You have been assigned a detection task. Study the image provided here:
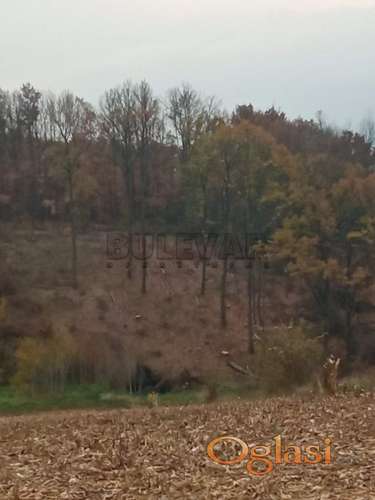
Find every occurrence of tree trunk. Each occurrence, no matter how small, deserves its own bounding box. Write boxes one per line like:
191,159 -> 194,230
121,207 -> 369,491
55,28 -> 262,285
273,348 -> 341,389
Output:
71,216 -> 78,289
201,257 -> 207,296
125,162 -> 134,280
256,259 -> 264,330
345,242 -> 355,357
140,147 -> 148,294
200,183 -> 208,296
220,162 -> 231,328
141,234 -> 147,294
247,260 -> 255,354
68,171 -> 78,289
220,254 -> 228,328
28,136 -> 37,233
322,356 -> 340,395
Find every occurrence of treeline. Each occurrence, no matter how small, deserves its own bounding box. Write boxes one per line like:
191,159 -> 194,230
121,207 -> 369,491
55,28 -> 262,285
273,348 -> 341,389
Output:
1,81 -> 375,363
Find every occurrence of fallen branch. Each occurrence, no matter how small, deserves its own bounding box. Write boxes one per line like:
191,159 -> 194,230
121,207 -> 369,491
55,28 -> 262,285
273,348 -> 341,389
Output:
227,360 -> 249,376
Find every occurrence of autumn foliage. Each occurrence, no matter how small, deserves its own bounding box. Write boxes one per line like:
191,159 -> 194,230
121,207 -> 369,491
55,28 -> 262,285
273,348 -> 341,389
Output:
0,81 -> 375,392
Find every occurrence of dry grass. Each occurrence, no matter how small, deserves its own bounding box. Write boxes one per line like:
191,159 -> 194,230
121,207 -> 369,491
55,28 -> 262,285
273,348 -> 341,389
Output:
2,226 -> 303,386
0,393 -> 374,499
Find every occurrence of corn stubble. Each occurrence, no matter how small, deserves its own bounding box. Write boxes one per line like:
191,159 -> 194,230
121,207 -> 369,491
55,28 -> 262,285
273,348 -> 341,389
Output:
0,393 -> 374,499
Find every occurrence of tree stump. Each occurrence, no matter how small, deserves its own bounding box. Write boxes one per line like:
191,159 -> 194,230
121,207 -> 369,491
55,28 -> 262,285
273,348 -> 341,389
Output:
322,355 -> 340,395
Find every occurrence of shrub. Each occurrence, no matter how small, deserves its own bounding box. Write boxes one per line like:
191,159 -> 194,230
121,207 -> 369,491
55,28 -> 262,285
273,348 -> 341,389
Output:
0,326 -> 19,384
254,322 -> 324,393
12,329 -> 78,394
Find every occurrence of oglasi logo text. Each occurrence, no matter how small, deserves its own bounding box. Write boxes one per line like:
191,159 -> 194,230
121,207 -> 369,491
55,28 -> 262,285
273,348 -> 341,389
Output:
207,435 -> 332,476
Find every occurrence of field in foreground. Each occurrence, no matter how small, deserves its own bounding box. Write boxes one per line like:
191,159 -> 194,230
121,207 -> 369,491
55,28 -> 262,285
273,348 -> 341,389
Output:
0,394 -> 374,499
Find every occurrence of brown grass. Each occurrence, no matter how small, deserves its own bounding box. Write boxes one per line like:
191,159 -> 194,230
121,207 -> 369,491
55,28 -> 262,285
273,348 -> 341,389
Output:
0,226 -> 324,387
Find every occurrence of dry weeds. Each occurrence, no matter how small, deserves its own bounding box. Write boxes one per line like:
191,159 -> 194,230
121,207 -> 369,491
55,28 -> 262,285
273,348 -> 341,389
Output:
0,393 -> 374,499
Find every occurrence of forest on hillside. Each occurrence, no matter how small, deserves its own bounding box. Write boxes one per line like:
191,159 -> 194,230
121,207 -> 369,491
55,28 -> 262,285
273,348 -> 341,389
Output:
0,81 -> 375,394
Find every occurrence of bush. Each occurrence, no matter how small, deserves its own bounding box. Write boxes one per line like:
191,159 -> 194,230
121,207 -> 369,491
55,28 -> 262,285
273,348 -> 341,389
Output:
11,329 -> 77,394
254,322 -> 324,393
340,366 -> 375,393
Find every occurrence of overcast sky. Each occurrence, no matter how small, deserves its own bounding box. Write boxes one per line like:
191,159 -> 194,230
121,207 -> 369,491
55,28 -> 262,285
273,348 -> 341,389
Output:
1,0 -> 374,128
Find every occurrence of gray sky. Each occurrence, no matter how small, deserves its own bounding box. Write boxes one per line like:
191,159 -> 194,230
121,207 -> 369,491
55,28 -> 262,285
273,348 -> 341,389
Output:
1,0 -> 374,128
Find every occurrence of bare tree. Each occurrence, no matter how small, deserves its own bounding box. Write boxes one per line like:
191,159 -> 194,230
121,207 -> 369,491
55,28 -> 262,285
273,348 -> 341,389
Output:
247,259 -> 255,354
48,91 -> 92,289
167,83 -> 222,162
37,93 -> 58,143
100,83 -> 137,279
360,113 -> 375,149
133,81 -> 160,294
